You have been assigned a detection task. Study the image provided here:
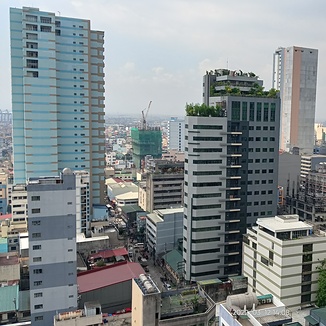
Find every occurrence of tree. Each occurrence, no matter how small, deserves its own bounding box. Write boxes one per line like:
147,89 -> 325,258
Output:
316,259 -> 326,307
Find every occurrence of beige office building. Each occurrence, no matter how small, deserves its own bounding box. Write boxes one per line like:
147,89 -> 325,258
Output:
243,214 -> 326,310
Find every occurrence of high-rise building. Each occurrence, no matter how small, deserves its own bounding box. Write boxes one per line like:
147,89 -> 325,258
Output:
273,46 -> 318,154
10,7 -> 106,207
27,169 -> 78,325
183,69 -> 280,281
167,117 -> 185,151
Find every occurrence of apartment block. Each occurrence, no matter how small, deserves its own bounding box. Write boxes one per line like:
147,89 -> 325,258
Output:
27,169 -> 78,324
243,215 -> 326,310
167,117 -> 185,151
10,7 -> 106,207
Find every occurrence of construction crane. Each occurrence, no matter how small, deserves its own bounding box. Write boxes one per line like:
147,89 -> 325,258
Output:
141,100 -> 152,130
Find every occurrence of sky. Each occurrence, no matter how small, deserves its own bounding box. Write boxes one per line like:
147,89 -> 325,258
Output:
1,0 -> 326,120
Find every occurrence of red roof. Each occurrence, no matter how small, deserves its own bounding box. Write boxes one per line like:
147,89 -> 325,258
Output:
77,261 -> 144,293
0,214 -> 12,221
88,247 -> 128,260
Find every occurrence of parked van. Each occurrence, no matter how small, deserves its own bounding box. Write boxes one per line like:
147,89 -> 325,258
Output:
134,243 -> 144,249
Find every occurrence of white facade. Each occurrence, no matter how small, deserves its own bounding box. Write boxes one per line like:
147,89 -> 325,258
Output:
273,46 -> 318,154
243,214 -> 326,310
167,117 -> 185,151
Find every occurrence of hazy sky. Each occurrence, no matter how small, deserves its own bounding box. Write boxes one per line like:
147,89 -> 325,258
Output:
1,0 -> 325,120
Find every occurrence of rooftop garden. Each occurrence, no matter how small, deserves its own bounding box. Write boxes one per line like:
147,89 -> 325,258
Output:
185,103 -> 225,117
210,81 -> 279,98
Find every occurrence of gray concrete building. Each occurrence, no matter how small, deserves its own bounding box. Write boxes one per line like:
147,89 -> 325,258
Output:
183,69 -> 280,281
146,208 -> 183,257
139,159 -> 184,212
27,169 -> 78,325
273,46 -> 318,155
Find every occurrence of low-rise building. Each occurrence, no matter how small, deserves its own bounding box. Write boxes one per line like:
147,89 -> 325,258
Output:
243,214 -> 326,310
146,208 -> 183,257
219,293 -> 292,326
0,252 -> 20,283
139,160 -> 184,213
54,302 -> 103,326
132,274 -> 216,326
77,261 -> 144,313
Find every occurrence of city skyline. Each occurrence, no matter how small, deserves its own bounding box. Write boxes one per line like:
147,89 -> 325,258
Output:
1,0 -> 326,120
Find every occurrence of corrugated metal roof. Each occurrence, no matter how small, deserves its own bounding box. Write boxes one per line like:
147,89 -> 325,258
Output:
0,285 -> 19,313
77,261 -> 144,293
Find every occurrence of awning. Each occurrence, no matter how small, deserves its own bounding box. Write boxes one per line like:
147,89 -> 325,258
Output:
304,315 -> 319,325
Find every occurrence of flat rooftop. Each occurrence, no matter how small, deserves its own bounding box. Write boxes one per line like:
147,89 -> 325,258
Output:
0,253 -> 19,266
257,215 -> 312,232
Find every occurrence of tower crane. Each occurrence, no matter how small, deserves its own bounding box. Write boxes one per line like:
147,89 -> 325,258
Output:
141,100 -> 152,130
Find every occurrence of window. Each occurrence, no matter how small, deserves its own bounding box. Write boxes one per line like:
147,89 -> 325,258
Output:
231,101 -> 240,121
26,42 -> 38,49
27,59 -> 38,68
193,136 -> 222,141
32,233 -> 41,238
242,102 -> 247,121
32,220 -> 41,226
41,25 -> 51,32
193,148 -> 222,153
26,24 -> 37,31
193,171 -> 222,176
33,257 -> 42,262
249,102 -> 255,121
192,237 -> 220,243
193,182 -> 222,187
26,15 -> 37,22
193,125 -> 222,130
26,33 -> 38,40
33,269 -> 43,274
34,281 -> 42,286
256,103 -> 262,121
261,256 -> 269,266
27,71 -> 38,77
35,316 -> 43,321
34,292 -> 43,298
55,29 -> 61,36
34,304 -> 43,310
33,245 -> 41,250
270,103 -> 276,122
32,208 -> 41,214
40,17 -> 51,24
263,103 -> 269,121
193,159 -> 222,164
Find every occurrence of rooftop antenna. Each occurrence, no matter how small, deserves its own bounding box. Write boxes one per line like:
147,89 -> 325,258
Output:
57,11 -> 61,16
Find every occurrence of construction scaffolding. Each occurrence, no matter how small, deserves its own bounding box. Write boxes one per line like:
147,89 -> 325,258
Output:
131,127 -> 162,169
286,165 -> 326,225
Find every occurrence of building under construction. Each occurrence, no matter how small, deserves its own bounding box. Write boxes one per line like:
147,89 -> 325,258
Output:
286,163 -> 326,225
131,127 -> 162,169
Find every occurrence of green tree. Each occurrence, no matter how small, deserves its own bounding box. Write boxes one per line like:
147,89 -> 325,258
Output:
185,103 -> 222,117
316,259 -> 326,307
